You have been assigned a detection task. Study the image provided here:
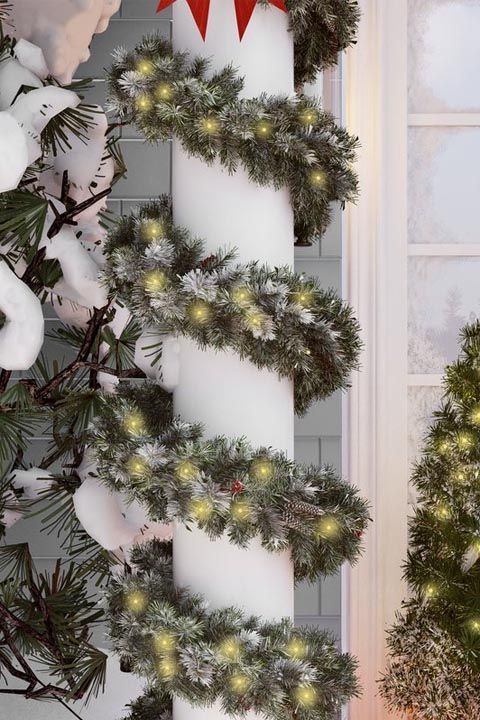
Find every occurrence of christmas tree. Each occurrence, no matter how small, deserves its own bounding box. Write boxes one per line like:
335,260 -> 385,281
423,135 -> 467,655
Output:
381,323 -> 480,720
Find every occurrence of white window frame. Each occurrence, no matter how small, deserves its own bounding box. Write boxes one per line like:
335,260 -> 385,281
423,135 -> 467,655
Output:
341,2 -> 409,718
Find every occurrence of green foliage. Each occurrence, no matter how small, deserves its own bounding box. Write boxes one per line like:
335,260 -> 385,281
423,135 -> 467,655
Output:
0,543 -> 107,701
92,383 -> 369,583
0,190 -> 48,252
105,200 -> 362,415
282,0 -> 360,86
381,323 -> 480,718
107,540 -> 360,720
107,37 -> 359,245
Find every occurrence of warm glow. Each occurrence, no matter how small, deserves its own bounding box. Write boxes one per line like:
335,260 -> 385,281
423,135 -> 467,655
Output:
457,431 -> 473,450
201,116 -> 219,134
141,219 -> 163,240
136,94 -> 153,111
187,301 -> 212,325
127,455 -> 150,478
144,269 -> 168,293
137,59 -> 154,75
310,169 -> 326,188
434,504 -> 451,521
231,286 -> 253,306
284,637 -> 308,659
250,458 -> 274,483
125,590 -> 148,614
155,631 -> 176,653
219,637 -> 242,661
175,460 -> 199,482
229,673 -> 250,693
256,120 -> 272,138
424,583 -> 439,599
156,83 -> 173,100
190,498 -> 213,521
292,288 -> 314,307
316,515 -> 341,540
295,685 -> 318,708
469,618 -> 480,633
230,500 -> 251,521
245,310 -> 265,330
123,411 -> 146,436
300,108 -> 318,125
158,657 -> 178,679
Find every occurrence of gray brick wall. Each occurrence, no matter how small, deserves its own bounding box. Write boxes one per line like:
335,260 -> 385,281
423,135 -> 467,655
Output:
4,11 -> 344,717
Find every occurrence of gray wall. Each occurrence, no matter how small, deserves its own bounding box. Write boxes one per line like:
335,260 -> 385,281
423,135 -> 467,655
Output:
2,3 -> 343,716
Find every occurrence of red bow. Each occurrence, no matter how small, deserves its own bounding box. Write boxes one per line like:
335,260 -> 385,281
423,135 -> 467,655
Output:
157,0 -> 287,40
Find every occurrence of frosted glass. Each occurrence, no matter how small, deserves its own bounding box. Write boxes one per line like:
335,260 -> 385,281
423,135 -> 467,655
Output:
409,127 -> 480,243
409,0 -> 480,112
407,386 -> 444,472
408,257 -> 480,373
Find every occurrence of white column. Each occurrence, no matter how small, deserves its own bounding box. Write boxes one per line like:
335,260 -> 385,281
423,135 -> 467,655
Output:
171,4 -> 295,720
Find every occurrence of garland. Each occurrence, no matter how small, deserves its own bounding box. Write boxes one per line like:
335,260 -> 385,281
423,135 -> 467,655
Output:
92,383 -> 369,582
107,541 -> 359,720
104,200 -> 362,416
281,0 -> 361,86
107,37 -> 359,246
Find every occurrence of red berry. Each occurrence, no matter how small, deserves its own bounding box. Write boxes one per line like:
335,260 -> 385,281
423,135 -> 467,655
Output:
231,480 -> 245,495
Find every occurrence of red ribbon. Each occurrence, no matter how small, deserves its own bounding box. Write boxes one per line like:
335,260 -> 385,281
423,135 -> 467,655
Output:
157,0 -> 287,40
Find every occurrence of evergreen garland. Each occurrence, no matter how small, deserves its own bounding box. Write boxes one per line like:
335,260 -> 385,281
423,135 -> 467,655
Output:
104,200 -> 362,416
281,0 -> 360,86
106,540 -> 360,720
92,383 -> 369,583
381,323 -> 480,718
106,37 -> 359,246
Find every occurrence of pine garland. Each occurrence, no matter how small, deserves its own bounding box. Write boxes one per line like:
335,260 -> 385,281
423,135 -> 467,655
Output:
106,37 -> 359,246
104,200 -> 362,416
281,0 -> 361,86
92,383 -> 370,584
107,540 -> 360,720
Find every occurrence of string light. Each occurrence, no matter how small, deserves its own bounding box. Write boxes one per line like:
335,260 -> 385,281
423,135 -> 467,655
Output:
137,59 -> 154,75
457,431 -> 474,450
127,455 -> 150,479
136,94 -> 153,112
469,618 -> 480,634
294,685 -> 318,708
316,515 -> 341,540
424,582 -> 439,600
144,269 -> 168,293
218,637 -> 242,661
154,631 -> 176,654
201,116 -> 219,135
229,673 -> 250,693
256,120 -> 273,138
284,636 -> 308,659
245,309 -> 266,331
300,108 -> 318,125
125,589 -> 148,614
175,460 -> 199,482
141,219 -> 163,240
158,657 -> 178,679
454,467 -> 467,483
230,500 -> 251,522
437,438 -> 451,455
250,458 -> 274,483
231,286 -> 252,306
123,411 -> 146,436
190,498 -> 213,521
310,168 -> 326,188
434,504 -> 452,521
187,301 -> 212,325
292,288 -> 314,307
156,83 -> 173,101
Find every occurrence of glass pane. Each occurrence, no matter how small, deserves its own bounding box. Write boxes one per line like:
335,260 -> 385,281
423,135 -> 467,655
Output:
408,386 -> 444,470
408,256 -> 480,373
409,127 -> 480,243
409,0 -> 480,112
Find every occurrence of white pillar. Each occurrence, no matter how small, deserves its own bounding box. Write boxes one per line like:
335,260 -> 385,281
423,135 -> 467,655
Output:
171,4 -> 295,720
